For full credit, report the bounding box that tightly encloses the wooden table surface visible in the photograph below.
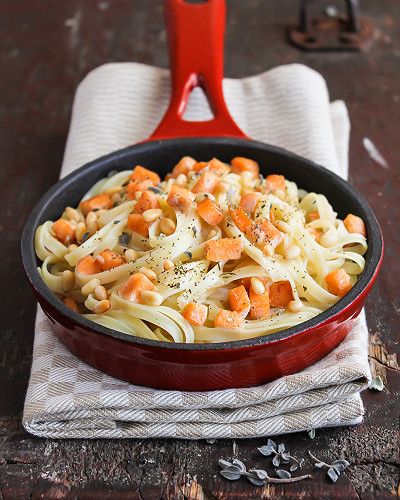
[1,0,399,498]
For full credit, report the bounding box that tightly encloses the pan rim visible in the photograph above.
[21,136,384,351]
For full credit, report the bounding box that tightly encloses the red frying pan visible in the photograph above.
[22,0,383,391]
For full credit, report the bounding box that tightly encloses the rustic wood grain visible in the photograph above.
[1,0,399,498]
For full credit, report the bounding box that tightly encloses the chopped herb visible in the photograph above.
[147,186,163,194]
[113,220,120,224]
[192,226,197,236]
[184,251,192,259]
[81,231,90,243]
[118,232,130,246]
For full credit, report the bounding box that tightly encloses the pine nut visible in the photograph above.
[67,244,78,254]
[195,193,214,203]
[241,172,253,192]
[143,208,163,222]
[288,300,304,313]
[159,217,176,236]
[85,211,98,235]
[140,291,163,306]
[218,181,230,193]
[175,174,187,186]
[104,185,122,196]
[284,245,301,260]
[65,206,80,222]
[75,222,87,243]
[164,259,175,271]
[319,230,338,248]
[94,285,108,301]
[125,249,138,262]
[187,170,197,180]
[93,299,111,314]
[139,267,157,281]
[111,192,121,204]
[135,191,143,200]
[262,243,274,257]
[272,189,286,201]
[62,270,75,292]
[275,220,291,234]
[282,234,290,251]
[95,209,106,219]
[251,277,265,294]
[81,278,101,296]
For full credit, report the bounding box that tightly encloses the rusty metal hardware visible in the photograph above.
[289,0,375,51]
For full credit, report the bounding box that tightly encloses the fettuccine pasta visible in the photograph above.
[35,156,367,343]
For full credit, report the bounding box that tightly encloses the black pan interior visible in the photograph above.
[22,137,383,350]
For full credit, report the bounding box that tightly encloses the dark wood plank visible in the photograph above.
[1,0,399,498]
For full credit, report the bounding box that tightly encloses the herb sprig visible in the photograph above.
[218,458,312,486]
[308,451,350,483]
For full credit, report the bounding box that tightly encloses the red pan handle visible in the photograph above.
[148,0,247,141]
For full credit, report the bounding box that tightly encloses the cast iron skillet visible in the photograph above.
[22,0,383,391]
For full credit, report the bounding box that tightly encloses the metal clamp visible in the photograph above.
[289,0,375,51]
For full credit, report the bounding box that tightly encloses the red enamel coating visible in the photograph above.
[31,257,381,391]
[23,0,384,391]
[149,0,247,140]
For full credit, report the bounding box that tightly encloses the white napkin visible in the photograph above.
[23,62,371,439]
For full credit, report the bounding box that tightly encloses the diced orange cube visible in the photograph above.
[231,157,259,179]
[79,193,113,217]
[306,227,320,241]
[95,249,125,271]
[171,156,197,178]
[265,174,286,197]
[76,255,102,275]
[167,184,196,212]
[62,297,79,313]
[229,285,250,317]
[245,219,284,248]
[249,286,270,320]
[343,214,366,237]
[118,272,155,303]
[240,192,262,213]
[197,197,224,226]
[307,211,320,222]
[203,158,231,176]
[126,179,154,200]
[204,238,242,261]
[214,310,244,329]
[325,269,352,297]
[127,213,153,237]
[52,218,76,245]
[269,280,294,308]
[191,171,220,194]
[133,190,160,214]
[182,303,208,326]
[229,205,252,233]
[130,165,160,185]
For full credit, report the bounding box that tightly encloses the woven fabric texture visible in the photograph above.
[23,63,371,439]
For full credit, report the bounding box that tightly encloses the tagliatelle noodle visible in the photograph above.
[35,156,367,343]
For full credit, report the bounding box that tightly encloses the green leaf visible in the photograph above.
[369,375,384,391]
[327,467,340,482]
[276,469,291,479]
[258,445,274,456]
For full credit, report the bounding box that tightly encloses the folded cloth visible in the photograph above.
[23,63,371,439]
